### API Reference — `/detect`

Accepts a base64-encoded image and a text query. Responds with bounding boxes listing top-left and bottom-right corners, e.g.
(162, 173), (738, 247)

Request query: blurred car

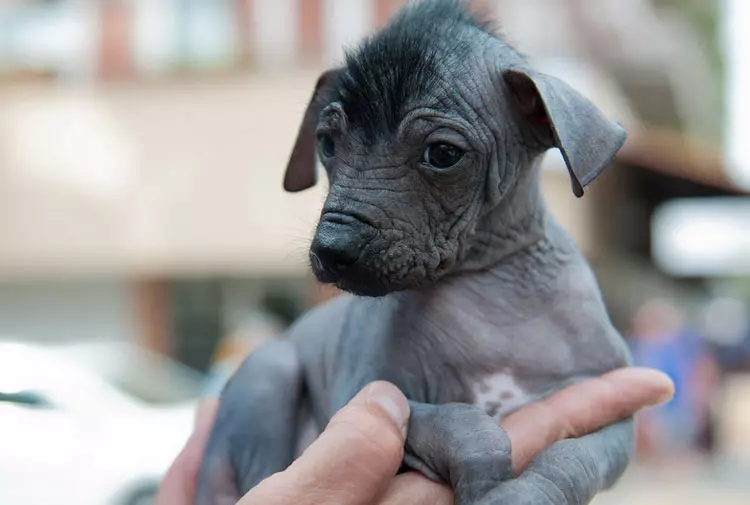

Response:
(0, 340), (200, 505)
(50, 340), (206, 406)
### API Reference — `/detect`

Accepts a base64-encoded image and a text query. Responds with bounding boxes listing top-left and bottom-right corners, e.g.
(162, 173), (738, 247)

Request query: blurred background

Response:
(0, 0), (748, 504)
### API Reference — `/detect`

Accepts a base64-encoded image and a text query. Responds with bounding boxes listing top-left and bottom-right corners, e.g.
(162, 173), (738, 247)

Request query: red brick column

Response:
(468, 0), (494, 19)
(298, 0), (324, 64)
(133, 279), (173, 357)
(98, 0), (133, 81)
(234, 0), (255, 64)
(374, 0), (406, 29)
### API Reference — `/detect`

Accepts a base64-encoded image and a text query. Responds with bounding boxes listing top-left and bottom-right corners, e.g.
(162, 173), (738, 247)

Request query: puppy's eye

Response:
(424, 143), (464, 169)
(318, 134), (335, 158)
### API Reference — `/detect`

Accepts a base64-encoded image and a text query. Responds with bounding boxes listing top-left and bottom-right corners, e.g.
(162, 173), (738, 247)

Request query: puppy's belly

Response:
(470, 369), (532, 421)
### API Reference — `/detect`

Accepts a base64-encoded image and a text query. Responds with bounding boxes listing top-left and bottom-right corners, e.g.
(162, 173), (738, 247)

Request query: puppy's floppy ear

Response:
(283, 68), (342, 192)
(503, 68), (626, 197)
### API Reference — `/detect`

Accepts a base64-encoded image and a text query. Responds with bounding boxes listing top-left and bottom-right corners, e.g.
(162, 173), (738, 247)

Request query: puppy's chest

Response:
(391, 312), (565, 420)
(339, 294), (580, 420)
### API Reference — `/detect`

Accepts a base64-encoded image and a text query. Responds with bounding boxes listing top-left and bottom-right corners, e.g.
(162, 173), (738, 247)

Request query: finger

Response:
(240, 381), (409, 505)
(155, 398), (220, 505)
(501, 367), (674, 475)
(377, 472), (452, 505)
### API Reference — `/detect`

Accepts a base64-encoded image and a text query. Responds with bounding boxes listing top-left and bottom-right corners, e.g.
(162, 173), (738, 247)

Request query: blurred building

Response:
(0, 0), (744, 376)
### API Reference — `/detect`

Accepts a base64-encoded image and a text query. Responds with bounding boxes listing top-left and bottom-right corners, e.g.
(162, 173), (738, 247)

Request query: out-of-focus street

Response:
(594, 464), (750, 505)
(0, 1), (749, 504)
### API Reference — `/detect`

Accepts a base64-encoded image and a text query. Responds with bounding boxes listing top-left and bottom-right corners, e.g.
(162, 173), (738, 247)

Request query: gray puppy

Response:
(195, 1), (633, 504)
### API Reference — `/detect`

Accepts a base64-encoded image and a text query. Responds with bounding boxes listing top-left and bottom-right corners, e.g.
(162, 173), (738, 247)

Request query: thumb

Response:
(240, 381), (410, 505)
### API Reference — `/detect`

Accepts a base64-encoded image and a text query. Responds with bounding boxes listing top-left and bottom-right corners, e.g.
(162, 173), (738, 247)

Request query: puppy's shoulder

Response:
(285, 292), (355, 344)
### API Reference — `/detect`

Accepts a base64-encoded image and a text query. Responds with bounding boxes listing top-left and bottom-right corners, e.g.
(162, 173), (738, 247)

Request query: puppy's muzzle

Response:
(310, 213), (365, 283)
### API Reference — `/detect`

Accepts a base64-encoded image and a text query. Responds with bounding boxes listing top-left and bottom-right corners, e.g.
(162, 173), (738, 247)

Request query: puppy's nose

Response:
(310, 214), (362, 279)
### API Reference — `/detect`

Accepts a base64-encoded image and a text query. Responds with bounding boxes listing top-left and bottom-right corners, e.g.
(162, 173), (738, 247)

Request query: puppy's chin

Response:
(311, 260), (426, 297)
(335, 278), (394, 298)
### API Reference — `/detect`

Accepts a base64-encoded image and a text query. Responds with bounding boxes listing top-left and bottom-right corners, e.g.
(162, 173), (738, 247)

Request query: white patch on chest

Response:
(471, 370), (529, 421)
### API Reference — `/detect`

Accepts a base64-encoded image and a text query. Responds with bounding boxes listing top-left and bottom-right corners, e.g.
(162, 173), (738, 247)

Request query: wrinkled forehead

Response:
(335, 59), (442, 139)
(327, 34), (523, 142)
(329, 24), (494, 140)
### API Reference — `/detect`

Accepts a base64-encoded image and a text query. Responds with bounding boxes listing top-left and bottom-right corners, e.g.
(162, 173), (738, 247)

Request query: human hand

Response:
(156, 367), (674, 505)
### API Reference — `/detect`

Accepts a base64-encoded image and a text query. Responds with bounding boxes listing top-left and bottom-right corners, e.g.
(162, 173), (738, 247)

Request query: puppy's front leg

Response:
(404, 401), (516, 505)
(479, 418), (635, 505)
(195, 340), (304, 505)
(405, 401), (634, 505)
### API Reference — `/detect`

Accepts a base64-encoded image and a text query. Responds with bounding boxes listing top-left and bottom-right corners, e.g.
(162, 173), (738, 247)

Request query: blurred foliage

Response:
(655, 0), (720, 51)
(659, 0), (724, 140)
(675, 0), (723, 71)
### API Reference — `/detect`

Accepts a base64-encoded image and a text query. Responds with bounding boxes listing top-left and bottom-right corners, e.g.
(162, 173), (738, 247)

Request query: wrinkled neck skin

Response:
(459, 155), (549, 274)
(410, 149), (587, 323)
(400, 153), (579, 318)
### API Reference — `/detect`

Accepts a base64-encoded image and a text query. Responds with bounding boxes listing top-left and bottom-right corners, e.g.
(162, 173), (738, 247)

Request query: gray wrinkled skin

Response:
(195, 2), (634, 505)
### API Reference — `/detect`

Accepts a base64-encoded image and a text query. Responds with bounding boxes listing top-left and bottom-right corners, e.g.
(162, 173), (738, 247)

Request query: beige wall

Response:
(541, 168), (597, 256)
(0, 65), (625, 279)
(0, 71), (326, 279)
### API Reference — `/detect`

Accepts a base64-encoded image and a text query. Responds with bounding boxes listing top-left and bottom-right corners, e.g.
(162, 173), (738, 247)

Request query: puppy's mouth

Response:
(309, 212), (394, 296)
(309, 212), (368, 279)
(309, 211), (444, 296)
(309, 250), (353, 286)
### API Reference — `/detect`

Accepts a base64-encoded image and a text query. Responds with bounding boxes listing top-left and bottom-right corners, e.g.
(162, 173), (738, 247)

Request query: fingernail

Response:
(652, 373), (676, 406)
(655, 387), (676, 406)
(359, 381), (410, 435)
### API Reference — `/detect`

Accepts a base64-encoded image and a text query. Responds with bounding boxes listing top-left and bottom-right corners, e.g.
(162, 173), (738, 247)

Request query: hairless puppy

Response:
(196, 1), (634, 504)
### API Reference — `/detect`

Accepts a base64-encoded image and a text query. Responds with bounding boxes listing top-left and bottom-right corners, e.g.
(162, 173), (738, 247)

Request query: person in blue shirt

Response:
(629, 299), (717, 458)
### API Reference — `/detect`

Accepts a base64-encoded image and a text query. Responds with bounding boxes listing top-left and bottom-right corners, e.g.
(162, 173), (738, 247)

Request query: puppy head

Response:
(284, 0), (625, 296)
